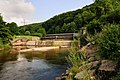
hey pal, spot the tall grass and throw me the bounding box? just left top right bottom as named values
left=65, top=40, right=95, bottom=80
left=66, top=47, right=87, bottom=68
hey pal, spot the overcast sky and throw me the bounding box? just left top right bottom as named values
left=0, top=0, right=93, bottom=26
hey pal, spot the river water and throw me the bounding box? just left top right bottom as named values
left=0, top=48, right=69, bottom=80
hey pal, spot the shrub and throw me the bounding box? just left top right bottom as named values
left=32, top=33, right=43, bottom=37
left=80, top=34, right=88, bottom=47
left=96, top=24, right=120, bottom=60
left=25, top=31, right=30, bottom=35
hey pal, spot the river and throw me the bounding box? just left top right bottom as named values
left=0, top=47, right=69, bottom=80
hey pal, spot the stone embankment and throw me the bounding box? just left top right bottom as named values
left=56, top=43, right=120, bottom=80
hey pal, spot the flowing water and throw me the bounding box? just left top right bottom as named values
left=0, top=47, right=69, bottom=80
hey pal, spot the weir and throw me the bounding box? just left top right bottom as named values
left=12, top=40, right=72, bottom=47
left=11, top=33, right=78, bottom=47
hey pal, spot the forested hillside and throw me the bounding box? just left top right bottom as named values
left=19, top=23, right=46, bottom=37
left=21, top=0, right=120, bottom=34
left=0, top=16, right=17, bottom=46
left=44, top=0, right=120, bottom=33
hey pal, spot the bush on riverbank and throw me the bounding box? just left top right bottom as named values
left=66, top=47, right=87, bottom=68
left=65, top=46, right=91, bottom=80
left=0, top=38, right=11, bottom=49
left=64, top=24, right=120, bottom=80
left=96, top=24, right=120, bottom=60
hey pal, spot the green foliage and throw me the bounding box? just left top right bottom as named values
left=66, top=42, right=93, bottom=80
left=81, top=11, right=95, bottom=24
left=96, top=24, right=120, bottom=60
left=0, top=38, right=3, bottom=48
left=106, top=8, right=120, bottom=24
left=86, top=19, right=101, bottom=35
left=32, top=33, right=43, bottom=37
left=15, top=35, right=32, bottom=39
left=37, top=28, right=46, bottom=37
left=110, top=68, right=120, bottom=80
left=80, top=34, right=88, bottom=47
left=19, top=23, right=46, bottom=37
left=66, top=47, right=87, bottom=68
left=25, top=31, right=30, bottom=35
left=42, top=4, right=96, bottom=34
left=0, top=16, right=12, bottom=44
left=19, top=0, right=120, bottom=36
left=7, top=22, right=19, bottom=35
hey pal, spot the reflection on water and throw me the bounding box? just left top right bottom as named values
left=0, top=48, right=69, bottom=80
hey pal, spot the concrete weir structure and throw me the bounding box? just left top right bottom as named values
left=26, top=40, right=72, bottom=47
left=11, top=33, right=78, bottom=48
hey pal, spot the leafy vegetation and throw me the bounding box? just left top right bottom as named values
left=66, top=47, right=87, bottom=68
left=19, top=0, right=120, bottom=37
left=66, top=46, right=88, bottom=80
left=97, top=24, right=120, bottom=60
left=19, top=23, right=46, bottom=37
left=0, top=16, right=12, bottom=47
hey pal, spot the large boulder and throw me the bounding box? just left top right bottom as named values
left=74, top=61, right=100, bottom=80
left=75, top=70, right=96, bottom=80
left=99, top=60, right=118, bottom=71
left=80, top=43, right=100, bottom=61
left=79, top=61, right=100, bottom=71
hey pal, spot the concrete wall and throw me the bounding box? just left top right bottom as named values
left=12, top=37, right=72, bottom=47
left=25, top=40, right=72, bottom=47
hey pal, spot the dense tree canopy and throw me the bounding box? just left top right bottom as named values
left=19, top=23, right=46, bottom=37
left=38, top=0, right=119, bottom=34
left=0, top=16, right=12, bottom=44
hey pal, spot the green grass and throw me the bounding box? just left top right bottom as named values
left=15, top=35, right=33, bottom=39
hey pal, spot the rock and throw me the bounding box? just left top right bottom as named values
left=66, top=70, right=70, bottom=75
left=31, top=36, right=39, bottom=41
left=80, top=43, right=99, bottom=61
left=99, top=60, right=118, bottom=71
left=26, top=41, right=36, bottom=46
left=69, top=72, right=73, bottom=76
left=21, top=38, right=29, bottom=42
left=56, top=77, right=62, bottom=80
left=79, top=61, right=100, bottom=71
left=74, top=61, right=100, bottom=80
left=61, top=70, right=70, bottom=76
left=75, top=70, right=96, bottom=80
left=61, top=76, right=66, bottom=80
left=74, top=70, right=86, bottom=79
left=56, top=76, right=66, bottom=80
left=88, top=57, right=96, bottom=62
left=56, top=70, right=70, bottom=80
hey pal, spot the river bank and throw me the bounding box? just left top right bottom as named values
left=56, top=43, right=120, bottom=80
